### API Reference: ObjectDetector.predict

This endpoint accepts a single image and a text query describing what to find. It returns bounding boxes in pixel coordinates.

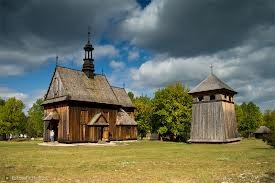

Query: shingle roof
[116,109,137,126]
[189,74,237,94]
[44,66,134,107]
[112,87,135,108]
[254,126,272,134]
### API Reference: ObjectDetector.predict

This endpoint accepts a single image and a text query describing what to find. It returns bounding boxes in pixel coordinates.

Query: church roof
[116,109,137,126]
[43,66,135,108]
[189,73,237,94]
[254,126,272,134]
[112,86,135,108]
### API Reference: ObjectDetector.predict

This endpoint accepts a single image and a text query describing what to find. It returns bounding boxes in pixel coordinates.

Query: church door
[97,127,103,141]
[80,111,88,142]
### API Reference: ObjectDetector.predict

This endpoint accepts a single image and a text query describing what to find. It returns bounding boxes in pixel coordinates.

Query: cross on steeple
[88,26,91,44]
[210,64,214,74]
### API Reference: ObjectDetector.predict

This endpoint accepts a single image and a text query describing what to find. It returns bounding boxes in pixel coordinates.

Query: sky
[0,0,274,112]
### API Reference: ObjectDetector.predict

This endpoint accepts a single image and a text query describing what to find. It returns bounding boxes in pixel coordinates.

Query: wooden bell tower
[188,69,241,143]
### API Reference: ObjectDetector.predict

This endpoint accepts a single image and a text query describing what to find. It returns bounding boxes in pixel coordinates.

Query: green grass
[0,139,274,183]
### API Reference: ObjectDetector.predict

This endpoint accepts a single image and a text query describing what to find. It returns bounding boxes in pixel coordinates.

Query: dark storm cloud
[0,0,137,52]
[122,0,275,57]
[0,0,138,76]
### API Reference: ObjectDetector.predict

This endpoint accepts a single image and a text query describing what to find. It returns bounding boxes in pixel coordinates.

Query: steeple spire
[82,27,95,78]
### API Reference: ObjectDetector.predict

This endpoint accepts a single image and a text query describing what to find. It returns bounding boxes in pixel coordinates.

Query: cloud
[94,45,119,59]
[0,0,138,76]
[0,87,46,114]
[130,43,275,110]
[0,87,28,101]
[128,50,140,60]
[109,60,125,71]
[121,0,275,57]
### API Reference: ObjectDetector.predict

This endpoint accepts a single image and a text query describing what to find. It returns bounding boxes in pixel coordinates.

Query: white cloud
[130,44,275,110]
[0,87,28,101]
[110,60,125,71]
[122,0,164,34]
[128,50,140,60]
[94,45,119,59]
[0,87,46,114]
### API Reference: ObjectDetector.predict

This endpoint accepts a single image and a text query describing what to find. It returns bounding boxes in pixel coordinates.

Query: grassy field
[0,139,274,183]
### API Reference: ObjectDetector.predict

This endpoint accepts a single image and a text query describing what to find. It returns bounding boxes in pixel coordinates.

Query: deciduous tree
[152,83,192,142]
[236,102,263,137]
[133,96,153,139]
[27,98,44,137]
[0,97,26,135]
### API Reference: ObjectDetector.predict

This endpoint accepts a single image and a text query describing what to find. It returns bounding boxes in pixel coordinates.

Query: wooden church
[188,71,241,143]
[42,32,137,143]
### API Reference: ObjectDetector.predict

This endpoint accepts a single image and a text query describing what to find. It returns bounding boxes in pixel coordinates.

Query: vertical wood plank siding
[191,100,238,142]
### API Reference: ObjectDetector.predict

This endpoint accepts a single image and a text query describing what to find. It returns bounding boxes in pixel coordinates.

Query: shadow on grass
[260,171,275,183]
[251,147,274,150]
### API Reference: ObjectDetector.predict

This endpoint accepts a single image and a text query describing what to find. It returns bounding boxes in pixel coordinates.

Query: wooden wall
[44,102,137,143]
[191,100,238,142]
[69,106,117,142]
[116,126,137,140]
[43,103,69,142]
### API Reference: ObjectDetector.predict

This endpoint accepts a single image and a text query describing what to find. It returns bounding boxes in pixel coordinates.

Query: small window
[224,95,227,100]
[210,95,215,101]
[229,96,232,102]
[198,96,203,101]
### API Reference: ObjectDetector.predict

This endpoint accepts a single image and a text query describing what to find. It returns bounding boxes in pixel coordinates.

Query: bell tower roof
[189,73,237,95]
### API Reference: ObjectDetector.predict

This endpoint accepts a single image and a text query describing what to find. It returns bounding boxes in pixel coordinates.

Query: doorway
[97,127,103,141]
[50,120,59,141]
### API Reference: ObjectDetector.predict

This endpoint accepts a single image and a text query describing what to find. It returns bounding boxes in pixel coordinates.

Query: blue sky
[0,0,274,112]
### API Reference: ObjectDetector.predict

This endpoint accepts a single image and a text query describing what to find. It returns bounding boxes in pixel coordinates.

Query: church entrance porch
[43,110,60,142]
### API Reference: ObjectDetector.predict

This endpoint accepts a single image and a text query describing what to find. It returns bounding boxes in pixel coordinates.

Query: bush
[263,133,275,148]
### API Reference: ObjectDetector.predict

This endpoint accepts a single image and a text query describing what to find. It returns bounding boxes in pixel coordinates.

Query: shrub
[263,133,275,148]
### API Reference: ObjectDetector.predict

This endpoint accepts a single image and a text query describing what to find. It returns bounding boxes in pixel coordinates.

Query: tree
[0,98,5,106]
[133,96,153,139]
[236,102,263,137]
[27,98,44,137]
[0,97,26,135]
[263,110,275,132]
[127,91,134,101]
[152,83,192,142]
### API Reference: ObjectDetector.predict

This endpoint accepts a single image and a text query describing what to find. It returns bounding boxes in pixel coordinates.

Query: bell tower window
[198,96,203,101]
[210,95,215,101]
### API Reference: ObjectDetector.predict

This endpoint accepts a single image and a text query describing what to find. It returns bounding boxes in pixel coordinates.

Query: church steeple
[82,27,95,78]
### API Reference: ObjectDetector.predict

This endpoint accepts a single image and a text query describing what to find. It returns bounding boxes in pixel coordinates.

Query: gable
[45,69,65,100]
[87,113,109,126]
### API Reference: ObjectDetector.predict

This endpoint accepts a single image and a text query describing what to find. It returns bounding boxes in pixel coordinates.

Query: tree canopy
[27,98,44,137]
[0,97,26,135]
[152,83,192,142]
[236,102,263,137]
[133,95,153,139]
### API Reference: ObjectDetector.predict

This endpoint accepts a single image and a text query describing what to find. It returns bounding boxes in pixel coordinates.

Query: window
[210,95,215,101]
[229,96,232,102]
[198,96,203,101]
[224,95,227,100]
